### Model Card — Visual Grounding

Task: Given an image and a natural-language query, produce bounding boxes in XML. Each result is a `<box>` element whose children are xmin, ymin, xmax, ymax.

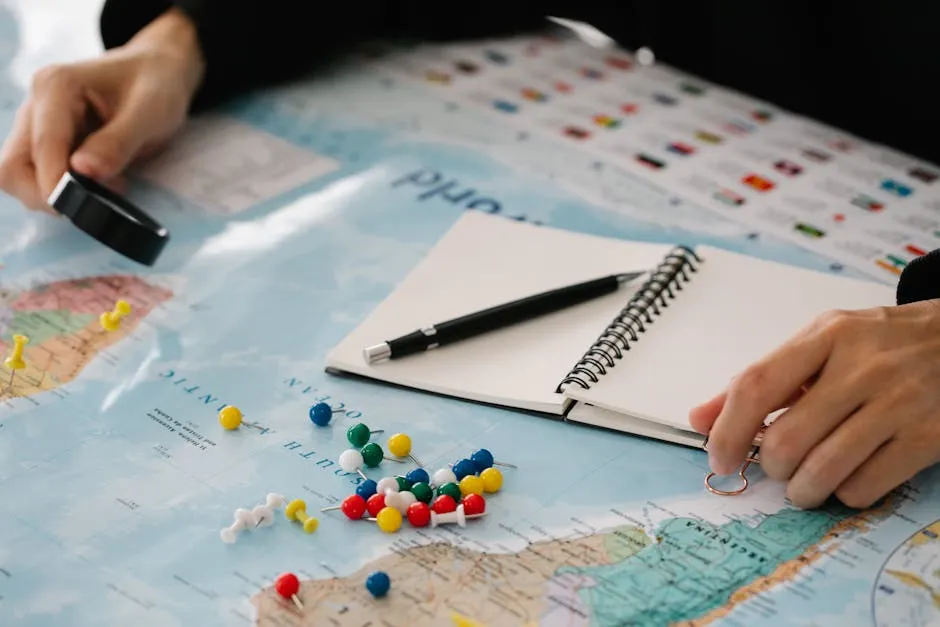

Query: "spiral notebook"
<box><xmin>325</xmin><ymin>212</ymin><xmax>896</xmax><ymax>447</ymax></box>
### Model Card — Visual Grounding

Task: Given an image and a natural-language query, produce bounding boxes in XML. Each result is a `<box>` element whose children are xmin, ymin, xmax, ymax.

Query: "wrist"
<box><xmin>126</xmin><ymin>7</ymin><xmax>206</xmax><ymax>100</ymax></box>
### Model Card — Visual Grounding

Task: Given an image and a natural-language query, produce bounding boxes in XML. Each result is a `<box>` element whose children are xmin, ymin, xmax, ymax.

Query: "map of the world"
<box><xmin>1</xmin><ymin>2</ymin><xmax>940</xmax><ymax>625</ymax></box>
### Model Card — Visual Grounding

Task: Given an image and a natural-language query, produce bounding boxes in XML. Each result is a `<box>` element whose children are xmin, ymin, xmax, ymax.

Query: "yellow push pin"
<box><xmin>450</xmin><ymin>611</ymin><xmax>487</xmax><ymax>627</ymax></box>
<box><xmin>284</xmin><ymin>499</ymin><xmax>319</xmax><ymax>533</ymax></box>
<box><xmin>100</xmin><ymin>300</ymin><xmax>131</xmax><ymax>332</ymax></box>
<box><xmin>387</xmin><ymin>432</ymin><xmax>423</xmax><ymax>466</ymax></box>
<box><xmin>218</xmin><ymin>406</ymin><xmax>265</xmax><ymax>432</ymax></box>
<box><xmin>3</xmin><ymin>334</ymin><xmax>28</xmax><ymax>391</ymax></box>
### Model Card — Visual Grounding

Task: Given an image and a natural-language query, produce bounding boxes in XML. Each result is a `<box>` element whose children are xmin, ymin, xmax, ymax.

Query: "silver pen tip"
<box><xmin>363</xmin><ymin>343</ymin><xmax>391</xmax><ymax>364</ymax></box>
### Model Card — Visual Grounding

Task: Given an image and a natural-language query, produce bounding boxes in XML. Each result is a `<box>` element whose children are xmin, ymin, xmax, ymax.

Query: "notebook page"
<box><xmin>564</xmin><ymin>246</ymin><xmax>897</xmax><ymax>429</ymax></box>
<box><xmin>326</xmin><ymin>212</ymin><xmax>674</xmax><ymax>413</ymax></box>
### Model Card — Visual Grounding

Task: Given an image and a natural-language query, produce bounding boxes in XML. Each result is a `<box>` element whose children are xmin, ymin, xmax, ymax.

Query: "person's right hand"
<box><xmin>0</xmin><ymin>7</ymin><xmax>205</xmax><ymax>213</ymax></box>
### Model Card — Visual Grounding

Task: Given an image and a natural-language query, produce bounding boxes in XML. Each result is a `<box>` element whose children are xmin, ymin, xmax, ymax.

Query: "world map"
<box><xmin>1</xmin><ymin>4</ymin><xmax>940</xmax><ymax>626</ymax></box>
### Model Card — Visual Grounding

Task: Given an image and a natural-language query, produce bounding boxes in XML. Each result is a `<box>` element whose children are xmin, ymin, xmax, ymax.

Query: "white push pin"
<box><xmin>430</xmin><ymin>504</ymin><xmax>486</xmax><ymax>529</ymax></box>
<box><xmin>338</xmin><ymin>449</ymin><xmax>369</xmax><ymax>480</ymax></box>
<box><xmin>377</xmin><ymin>477</ymin><xmax>400</xmax><ymax>495</ymax></box>
<box><xmin>432</xmin><ymin>468</ymin><xmax>457</xmax><ymax>487</ymax></box>
<box><xmin>252</xmin><ymin>493</ymin><xmax>287</xmax><ymax>528</ymax></box>
<box><xmin>384</xmin><ymin>490</ymin><xmax>417</xmax><ymax>514</ymax></box>
<box><xmin>220</xmin><ymin>508</ymin><xmax>257</xmax><ymax>543</ymax></box>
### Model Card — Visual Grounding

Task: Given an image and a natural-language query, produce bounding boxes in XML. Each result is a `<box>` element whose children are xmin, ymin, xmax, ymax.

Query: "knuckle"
<box><xmin>834</xmin><ymin>484</ymin><xmax>877</xmax><ymax>510</ymax></box>
<box><xmin>814</xmin><ymin>308</ymin><xmax>856</xmax><ymax>338</ymax></box>
<box><xmin>759</xmin><ymin>426</ymin><xmax>802</xmax><ymax>479</ymax></box>
<box><xmin>729</xmin><ymin>365</ymin><xmax>770</xmax><ymax>405</ymax></box>
<box><xmin>30</xmin><ymin>64</ymin><xmax>76</xmax><ymax>93</ymax></box>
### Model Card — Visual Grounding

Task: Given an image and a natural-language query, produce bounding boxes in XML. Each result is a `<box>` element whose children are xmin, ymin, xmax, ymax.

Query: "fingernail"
<box><xmin>71</xmin><ymin>153</ymin><xmax>104</xmax><ymax>177</ymax></box>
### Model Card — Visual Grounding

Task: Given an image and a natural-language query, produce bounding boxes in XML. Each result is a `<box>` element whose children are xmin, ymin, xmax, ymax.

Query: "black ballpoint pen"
<box><xmin>362</xmin><ymin>271</ymin><xmax>647</xmax><ymax>364</ymax></box>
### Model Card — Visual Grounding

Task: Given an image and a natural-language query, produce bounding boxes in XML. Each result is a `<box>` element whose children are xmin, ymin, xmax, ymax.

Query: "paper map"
<box><xmin>1</xmin><ymin>6</ymin><xmax>939</xmax><ymax>626</ymax></box>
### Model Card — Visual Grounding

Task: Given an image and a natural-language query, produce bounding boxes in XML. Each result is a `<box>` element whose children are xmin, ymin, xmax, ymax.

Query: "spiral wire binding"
<box><xmin>556</xmin><ymin>245</ymin><xmax>702</xmax><ymax>393</ymax></box>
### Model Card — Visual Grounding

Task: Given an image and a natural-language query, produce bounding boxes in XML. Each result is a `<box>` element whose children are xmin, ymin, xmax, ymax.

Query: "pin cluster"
<box><xmin>323</xmin><ymin>447</ymin><xmax>510</xmax><ymax>534</ymax></box>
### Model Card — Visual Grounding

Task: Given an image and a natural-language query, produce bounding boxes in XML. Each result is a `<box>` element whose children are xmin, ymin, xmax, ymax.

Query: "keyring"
<box><xmin>47</xmin><ymin>170</ymin><xmax>169</xmax><ymax>266</ymax></box>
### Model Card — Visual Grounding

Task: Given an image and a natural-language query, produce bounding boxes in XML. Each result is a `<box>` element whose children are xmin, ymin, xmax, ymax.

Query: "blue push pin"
<box><xmin>452</xmin><ymin>458</ymin><xmax>478</xmax><ymax>481</ymax></box>
<box><xmin>308</xmin><ymin>402</ymin><xmax>345</xmax><ymax>426</ymax></box>
<box><xmin>405</xmin><ymin>468</ymin><xmax>430</xmax><ymax>486</ymax></box>
<box><xmin>470</xmin><ymin>448</ymin><xmax>516</xmax><ymax>470</ymax></box>
<box><xmin>356</xmin><ymin>479</ymin><xmax>378</xmax><ymax>500</ymax></box>
<box><xmin>365</xmin><ymin>571</ymin><xmax>390</xmax><ymax>598</ymax></box>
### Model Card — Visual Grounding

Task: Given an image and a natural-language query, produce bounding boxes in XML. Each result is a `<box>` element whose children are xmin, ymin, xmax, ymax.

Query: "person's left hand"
<box><xmin>689</xmin><ymin>299</ymin><xmax>940</xmax><ymax>509</ymax></box>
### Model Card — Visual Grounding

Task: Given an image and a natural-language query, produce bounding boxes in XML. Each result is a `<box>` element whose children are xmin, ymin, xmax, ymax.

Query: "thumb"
<box><xmin>69</xmin><ymin>105</ymin><xmax>150</xmax><ymax>181</ymax></box>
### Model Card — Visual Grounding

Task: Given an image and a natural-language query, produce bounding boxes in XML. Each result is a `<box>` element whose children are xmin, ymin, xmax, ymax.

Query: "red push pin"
<box><xmin>366</xmin><ymin>493</ymin><xmax>386</xmax><ymax>518</ymax></box>
<box><xmin>274</xmin><ymin>572</ymin><xmax>304</xmax><ymax>610</ymax></box>
<box><xmin>406</xmin><ymin>502</ymin><xmax>431</xmax><ymax>527</ymax></box>
<box><xmin>462</xmin><ymin>494</ymin><xmax>486</xmax><ymax>516</ymax></box>
<box><xmin>432</xmin><ymin>494</ymin><xmax>457</xmax><ymax>514</ymax></box>
<box><xmin>322</xmin><ymin>494</ymin><xmax>367</xmax><ymax>520</ymax></box>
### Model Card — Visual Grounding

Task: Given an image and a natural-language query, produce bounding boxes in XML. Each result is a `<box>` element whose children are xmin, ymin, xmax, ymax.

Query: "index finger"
<box><xmin>705</xmin><ymin>323</ymin><xmax>833</xmax><ymax>475</ymax></box>
<box><xmin>31</xmin><ymin>74</ymin><xmax>85</xmax><ymax>201</ymax></box>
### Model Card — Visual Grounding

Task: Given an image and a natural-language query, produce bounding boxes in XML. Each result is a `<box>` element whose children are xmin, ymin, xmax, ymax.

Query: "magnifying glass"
<box><xmin>47</xmin><ymin>170</ymin><xmax>170</xmax><ymax>267</ymax></box>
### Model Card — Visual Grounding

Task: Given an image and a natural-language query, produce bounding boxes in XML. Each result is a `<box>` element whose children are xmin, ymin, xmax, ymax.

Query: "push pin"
<box><xmin>356</xmin><ymin>479</ymin><xmax>378</xmax><ymax>500</ymax></box>
<box><xmin>322</xmin><ymin>494</ymin><xmax>367</xmax><ymax>520</ymax></box>
<box><xmin>383</xmin><ymin>489</ymin><xmax>417</xmax><ymax>514</ymax></box>
<box><xmin>432</xmin><ymin>494</ymin><xmax>457</xmax><ymax>514</ymax></box>
<box><xmin>100</xmin><ymin>300</ymin><xmax>131</xmax><ymax>331</ymax></box>
<box><xmin>431</xmin><ymin>503</ymin><xmax>485</xmax><ymax>528</ymax></box>
<box><xmin>410</xmin><ymin>482</ymin><xmax>434</xmax><ymax>504</ymax></box>
<box><xmin>218</xmin><ymin>406</ymin><xmax>266</xmax><ymax>432</ymax></box>
<box><xmin>471</xmin><ymin>448</ymin><xmax>516</xmax><ymax>470</ymax></box>
<box><xmin>365</xmin><ymin>571</ymin><xmax>391</xmax><ymax>598</ymax></box>
<box><xmin>459</xmin><ymin>475</ymin><xmax>484</xmax><ymax>497</ymax></box>
<box><xmin>284</xmin><ymin>498</ymin><xmax>319</xmax><ymax>533</ymax></box>
<box><xmin>308</xmin><ymin>401</ymin><xmax>345</xmax><ymax>426</ymax></box>
<box><xmin>451</xmin><ymin>459</ymin><xmax>478</xmax><ymax>481</ymax></box>
<box><xmin>432</xmin><ymin>468</ymin><xmax>457</xmax><ymax>487</ymax></box>
<box><xmin>220</xmin><ymin>508</ymin><xmax>257</xmax><ymax>544</ymax></box>
<box><xmin>406</xmin><ymin>502</ymin><xmax>432</xmax><ymax>527</ymax></box>
<box><xmin>361</xmin><ymin>442</ymin><xmax>404</xmax><ymax>468</ymax></box>
<box><xmin>387</xmin><ymin>432</ymin><xmax>423</xmax><ymax>466</ymax></box>
<box><xmin>366</xmin><ymin>493</ymin><xmax>386</xmax><ymax>517</ymax></box>
<box><xmin>339</xmin><ymin>449</ymin><xmax>369</xmax><ymax>480</ymax></box>
<box><xmin>404</xmin><ymin>468</ymin><xmax>430</xmax><ymax>485</ymax></box>
<box><xmin>461</xmin><ymin>494</ymin><xmax>486</xmax><ymax>516</ymax></box>
<box><xmin>274</xmin><ymin>572</ymin><xmax>305</xmax><ymax>610</ymax></box>
<box><xmin>480</xmin><ymin>468</ymin><xmax>503</xmax><ymax>494</ymax></box>
<box><xmin>346</xmin><ymin>423</ymin><xmax>384</xmax><ymax>448</ymax></box>
<box><xmin>437</xmin><ymin>482</ymin><xmax>462</xmax><ymax>501</ymax></box>
<box><xmin>3</xmin><ymin>334</ymin><xmax>28</xmax><ymax>392</ymax></box>
<box><xmin>366</xmin><ymin>506</ymin><xmax>403</xmax><ymax>533</ymax></box>
<box><xmin>251</xmin><ymin>493</ymin><xmax>287</xmax><ymax>527</ymax></box>
<box><xmin>376</xmin><ymin>476</ymin><xmax>400</xmax><ymax>495</ymax></box>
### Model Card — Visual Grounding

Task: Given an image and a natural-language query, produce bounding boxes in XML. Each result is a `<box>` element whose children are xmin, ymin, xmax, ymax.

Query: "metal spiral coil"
<box><xmin>556</xmin><ymin>245</ymin><xmax>702</xmax><ymax>392</ymax></box>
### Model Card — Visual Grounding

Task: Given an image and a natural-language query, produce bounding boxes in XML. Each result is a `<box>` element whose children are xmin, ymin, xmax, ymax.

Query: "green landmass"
<box><xmin>562</xmin><ymin>505</ymin><xmax>857</xmax><ymax>626</ymax></box>
<box><xmin>7</xmin><ymin>310</ymin><xmax>96</xmax><ymax>345</ymax></box>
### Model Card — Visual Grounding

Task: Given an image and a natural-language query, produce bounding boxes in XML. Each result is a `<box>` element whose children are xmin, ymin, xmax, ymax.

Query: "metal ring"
<box><xmin>704</xmin><ymin>458</ymin><xmax>756</xmax><ymax>496</ymax></box>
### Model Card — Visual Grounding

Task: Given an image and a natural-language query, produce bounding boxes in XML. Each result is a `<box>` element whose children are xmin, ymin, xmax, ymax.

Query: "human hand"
<box><xmin>689</xmin><ymin>300</ymin><xmax>940</xmax><ymax>509</ymax></box>
<box><xmin>0</xmin><ymin>8</ymin><xmax>204</xmax><ymax>213</ymax></box>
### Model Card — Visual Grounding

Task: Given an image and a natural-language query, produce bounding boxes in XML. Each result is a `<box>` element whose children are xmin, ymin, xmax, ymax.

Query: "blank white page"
<box><xmin>564</xmin><ymin>246</ymin><xmax>897</xmax><ymax>430</ymax></box>
<box><xmin>326</xmin><ymin>212</ymin><xmax>674</xmax><ymax>414</ymax></box>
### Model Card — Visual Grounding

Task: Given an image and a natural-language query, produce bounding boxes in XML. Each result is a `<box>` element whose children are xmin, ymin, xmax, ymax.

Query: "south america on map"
<box><xmin>0</xmin><ymin>275</ymin><xmax>173</xmax><ymax>404</ymax></box>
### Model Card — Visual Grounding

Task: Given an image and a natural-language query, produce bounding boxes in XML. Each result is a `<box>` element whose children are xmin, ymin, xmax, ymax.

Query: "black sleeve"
<box><xmin>100</xmin><ymin>1</ymin><xmax>633</xmax><ymax>109</ymax></box>
<box><xmin>897</xmin><ymin>248</ymin><xmax>940</xmax><ymax>306</ymax></box>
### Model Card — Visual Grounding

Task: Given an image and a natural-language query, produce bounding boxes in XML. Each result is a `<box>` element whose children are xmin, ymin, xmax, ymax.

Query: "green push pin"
<box><xmin>360</xmin><ymin>442</ymin><xmax>406</xmax><ymax>468</ymax></box>
<box><xmin>437</xmin><ymin>482</ymin><xmax>461</xmax><ymax>501</ymax></box>
<box><xmin>410</xmin><ymin>482</ymin><xmax>433</xmax><ymax>504</ymax></box>
<box><xmin>347</xmin><ymin>423</ymin><xmax>383</xmax><ymax>448</ymax></box>
<box><xmin>396</xmin><ymin>476</ymin><xmax>413</xmax><ymax>492</ymax></box>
